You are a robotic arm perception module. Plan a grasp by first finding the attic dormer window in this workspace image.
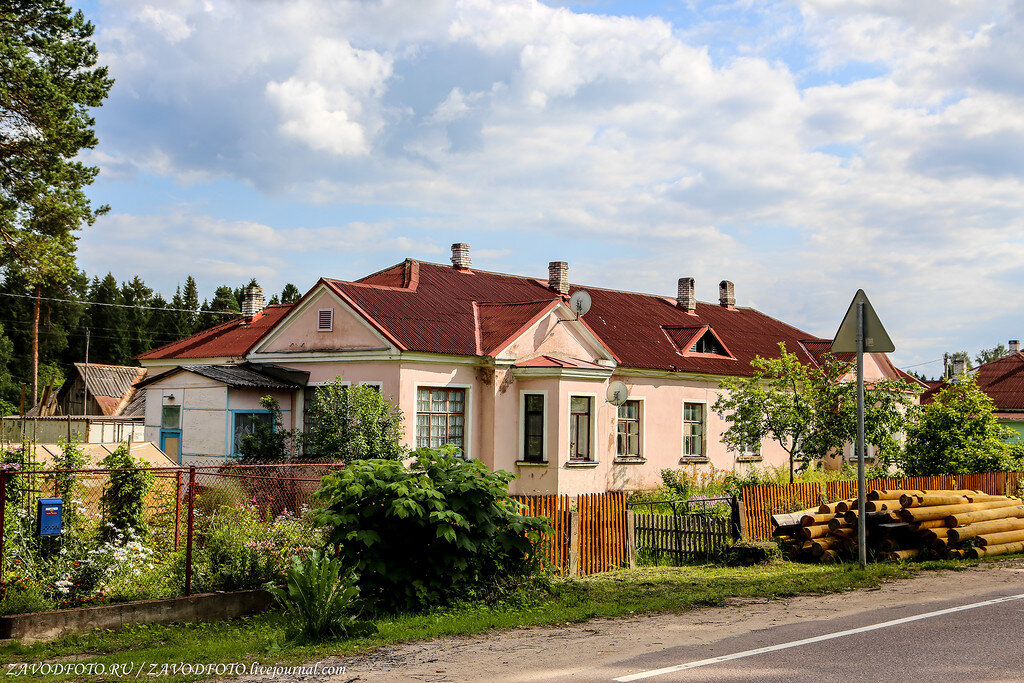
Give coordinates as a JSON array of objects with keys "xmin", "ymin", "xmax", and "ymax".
[
  {"xmin": 692, "ymin": 330, "xmax": 726, "ymax": 355},
  {"xmin": 318, "ymin": 308, "xmax": 334, "ymax": 332}
]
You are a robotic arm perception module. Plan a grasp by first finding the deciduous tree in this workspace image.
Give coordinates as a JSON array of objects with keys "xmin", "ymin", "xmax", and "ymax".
[
  {"xmin": 713, "ymin": 343, "xmax": 917, "ymax": 483},
  {"xmin": 902, "ymin": 373, "xmax": 1020, "ymax": 475}
]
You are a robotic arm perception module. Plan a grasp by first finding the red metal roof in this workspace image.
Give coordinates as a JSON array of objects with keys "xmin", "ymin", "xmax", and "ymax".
[
  {"xmin": 476, "ymin": 300, "xmax": 558, "ymax": 356},
  {"xmin": 923, "ymin": 352, "xmax": 1024, "ymax": 410},
  {"xmin": 140, "ymin": 260, "xmax": 914, "ymax": 380},
  {"xmin": 136, "ymin": 305, "xmax": 293, "ymax": 360},
  {"xmin": 340, "ymin": 260, "xmax": 827, "ymax": 375}
]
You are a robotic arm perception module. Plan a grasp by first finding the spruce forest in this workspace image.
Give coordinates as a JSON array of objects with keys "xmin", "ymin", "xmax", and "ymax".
[{"xmin": 0, "ymin": 273, "xmax": 302, "ymax": 414}]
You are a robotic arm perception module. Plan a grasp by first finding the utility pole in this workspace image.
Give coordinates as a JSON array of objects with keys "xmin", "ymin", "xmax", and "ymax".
[{"xmin": 32, "ymin": 286, "xmax": 40, "ymax": 406}]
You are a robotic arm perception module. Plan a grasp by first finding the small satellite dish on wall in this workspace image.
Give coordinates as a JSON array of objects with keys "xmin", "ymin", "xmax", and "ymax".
[
  {"xmin": 569, "ymin": 290, "xmax": 592, "ymax": 319},
  {"xmin": 606, "ymin": 380, "xmax": 629, "ymax": 406}
]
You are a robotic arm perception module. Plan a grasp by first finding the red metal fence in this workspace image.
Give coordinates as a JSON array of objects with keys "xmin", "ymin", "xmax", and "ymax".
[{"xmin": 741, "ymin": 471, "xmax": 1024, "ymax": 541}]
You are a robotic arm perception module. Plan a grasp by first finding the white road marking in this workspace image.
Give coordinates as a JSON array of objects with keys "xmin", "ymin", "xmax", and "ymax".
[{"xmin": 613, "ymin": 592, "xmax": 1024, "ymax": 681}]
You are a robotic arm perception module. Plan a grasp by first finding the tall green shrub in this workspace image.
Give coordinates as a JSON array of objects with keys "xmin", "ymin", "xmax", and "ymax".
[
  {"xmin": 237, "ymin": 396, "xmax": 294, "ymax": 462},
  {"xmin": 99, "ymin": 443, "xmax": 154, "ymax": 539},
  {"xmin": 902, "ymin": 373, "xmax": 1020, "ymax": 475},
  {"xmin": 302, "ymin": 381, "xmax": 405, "ymax": 461},
  {"xmin": 54, "ymin": 435, "xmax": 87, "ymax": 525},
  {"xmin": 314, "ymin": 446, "xmax": 549, "ymax": 612}
]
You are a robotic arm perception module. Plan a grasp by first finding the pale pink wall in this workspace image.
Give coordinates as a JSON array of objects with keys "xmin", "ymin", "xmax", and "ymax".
[
  {"xmin": 503, "ymin": 377, "xmax": 562, "ymax": 495},
  {"xmin": 499, "ymin": 312, "xmax": 601, "ymax": 363},
  {"xmin": 396, "ymin": 362, "xmax": 483, "ymax": 459},
  {"xmin": 260, "ymin": 289, "xmax": 389, "ymax": 353}
]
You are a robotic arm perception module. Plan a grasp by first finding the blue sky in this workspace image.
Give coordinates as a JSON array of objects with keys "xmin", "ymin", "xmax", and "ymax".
[{"xmin": 69, "ymin": 0, "xmax": 1024, "ymax": 376}]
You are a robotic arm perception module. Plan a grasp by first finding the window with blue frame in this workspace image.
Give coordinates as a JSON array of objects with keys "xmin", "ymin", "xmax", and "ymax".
[{"xmin": 232, "ymin": 411, "xmax": 273, "ymax": 456}]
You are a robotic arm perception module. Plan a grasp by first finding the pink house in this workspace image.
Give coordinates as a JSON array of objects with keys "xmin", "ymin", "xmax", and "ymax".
[{"xmin": 136, "ymin": 244, "xmax": 916, "ymax": 494}]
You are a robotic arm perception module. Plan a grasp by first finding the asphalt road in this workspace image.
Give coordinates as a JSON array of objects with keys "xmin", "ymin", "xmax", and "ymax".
[
  {"xmin": 252, "ymin": 563, "xmax": 1024, "ymax": 682},
  {"xmin": 608, "ymin": 588, "xmax": 1024, "ymax": 682}
]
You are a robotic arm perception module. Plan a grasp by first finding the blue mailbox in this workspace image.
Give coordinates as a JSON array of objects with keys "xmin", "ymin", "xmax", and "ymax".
[{"xmin": 37, "ymin": 498, "xmax": 63, "ymax": 537}]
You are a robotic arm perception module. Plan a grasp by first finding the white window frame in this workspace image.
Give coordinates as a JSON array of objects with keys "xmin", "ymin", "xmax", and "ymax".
[
  {"xmin": 738, "ymin": 439, "xmax": 763, "ymax": 462},
  {"xmin": 518, "ymin": 390, "xmax": 549, "ymax": 463},
  {"xmin": 360, "ymin": 381, "xmax": 383, "ymax": 392},
  {"xmin": 615, "ymin": 396, "xmax": 645, "ymax": 460},
  {"xmin": 414, "ymin": 383, "xmax": 473, "ymax": 458},
  {"xmin": 317, "ymin": 308, "xmax": 334, "ymax": 332},
  {"xmin": 568, "ymin": 393, "xmax": 598, "ymax": 463},
  {"xmin": 681, "ymin": 400, "xmax": 708, "ymax": 462}
]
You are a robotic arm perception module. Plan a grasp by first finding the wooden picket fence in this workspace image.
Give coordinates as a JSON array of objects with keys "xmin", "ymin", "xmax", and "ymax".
[
  {"xmin": 633, "ymin": 512, "xmax": 732, "ymax": 562},
  {"xmin": 741, "ymin": 471, "xmax": 1024, "ymax": 541},
  {"xmin": 513, "ymin": 492, "xmax": 630, "ymax": 575}
]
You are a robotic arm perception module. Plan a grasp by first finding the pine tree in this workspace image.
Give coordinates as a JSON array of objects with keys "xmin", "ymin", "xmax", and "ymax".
[
  {"xmin": 0, "ymin": 0, "xmax": 114, "ymax": 270},
  {"xmin": 182, "ymin": 276, "xmax": 200, "ymax": 335},
  {"xmin": 85, "ymin": 273, "xmax": 129, "ymax": 364},
  {"xmin": 280, "ymin": 283, "xmax": 301, "ymax": 304},
  {"xmin": 120, "ymin": 275, "xmax": 152, "ymax": 361},
  {"xmin": 197, "ymin": 286, "xmax": 240, "ymax": 330}
]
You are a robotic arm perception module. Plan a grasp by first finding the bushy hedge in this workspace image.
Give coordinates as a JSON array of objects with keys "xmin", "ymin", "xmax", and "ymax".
[{"xmin": 314, "ymin": 445, "xmax": 549, "ymax": 612}]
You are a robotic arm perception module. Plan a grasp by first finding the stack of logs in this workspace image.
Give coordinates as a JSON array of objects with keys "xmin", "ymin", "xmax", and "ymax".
[{"xmin": 772, "ymin": 489, "xmax": 1024, "ymax": 563}]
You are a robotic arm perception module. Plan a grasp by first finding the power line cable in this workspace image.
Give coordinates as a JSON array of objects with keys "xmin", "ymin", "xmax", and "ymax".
[
  {"xmin": 900, "ymin": 357, "xmax": 944, "ymax": 369},
  {"xmin": 0, "ymin": 291, "xmax": 239, "ymax": 315}
]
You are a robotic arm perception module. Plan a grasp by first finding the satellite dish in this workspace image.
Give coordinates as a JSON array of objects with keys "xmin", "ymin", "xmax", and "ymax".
[
  {"xmin": 606, "ymin": 380, "xmax": 629, "ymax": 406},
  {"xmin": 569, "ymin": 290, "xmax": 592, "ymax": 319}
]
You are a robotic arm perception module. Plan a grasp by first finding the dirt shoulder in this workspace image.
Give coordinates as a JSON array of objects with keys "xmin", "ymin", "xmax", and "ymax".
[{"xmin": 237, "ymin": 560, "xmax": 1024, "ymax": 682}]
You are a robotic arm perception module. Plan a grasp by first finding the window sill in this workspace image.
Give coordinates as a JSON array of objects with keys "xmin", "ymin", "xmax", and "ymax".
[
  {"xmin": 680, "ymin": 457, "xmax": 710, "ymax": 464},
  {"xmin": 735, "ymin": 456, "xmax": 763, "ymax": 463},
  {"xmin": 515, "ymin": 460, "xmax": 549, "ymax": 467},
  {"xmin": 614, "ymin": 456, "xmax": 646, "ymax": 465},
  {"xmin": 565, "ymin": 460, "xmax": 599, "ymax": 468}
]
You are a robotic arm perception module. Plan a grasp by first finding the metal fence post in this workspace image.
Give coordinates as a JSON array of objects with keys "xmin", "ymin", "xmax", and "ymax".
[
  {"xmin": 174, "ymin": 469, "xmax": 182, "ymax": 550},
  {"xmin": 568, "ymin": 510, "xmax": 580, "ymax": 576},
  {"xmin": 0, "ymin": 471, "xmax": 7, "ymax": 583},
  {"xmin": 729, "ymin": 494, "xmax": 742, "ymax": 542},
  {"xmin": 626, "ymin": 509, "xmax": 636, "ymax": 570},
  {"xmin": 184, "ymin": 465, "xmax": 195, "ymax": 596}
]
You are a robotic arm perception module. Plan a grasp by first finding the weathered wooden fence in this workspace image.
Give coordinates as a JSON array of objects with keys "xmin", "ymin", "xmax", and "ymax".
[
  {"xmin": 513, "ymin": 492, "xmax": 631, "ymax": 576},
  {"xmin": 741, "ymin": 471, "xmax": 1024, "ymax": 541},
  {"xmin": 633, "ymin": 512, "xmax": 733, "ymax": 562}
]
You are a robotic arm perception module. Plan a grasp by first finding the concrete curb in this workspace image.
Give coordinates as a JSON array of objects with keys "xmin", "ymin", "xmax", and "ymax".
[{"xmin": 0, "ymin": 589, "xmax": 274, "ymax": 642}]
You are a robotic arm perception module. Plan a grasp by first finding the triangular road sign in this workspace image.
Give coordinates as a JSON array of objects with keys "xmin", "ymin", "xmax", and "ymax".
[{"xmin": 830, "ymin": 289, "xmax": 895, "ymax": 353}]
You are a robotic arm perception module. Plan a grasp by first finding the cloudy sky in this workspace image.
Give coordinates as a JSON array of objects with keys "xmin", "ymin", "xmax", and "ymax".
[{"xmin": 71, "ymin": 0, "xmax": 1024, "ymax": 375}]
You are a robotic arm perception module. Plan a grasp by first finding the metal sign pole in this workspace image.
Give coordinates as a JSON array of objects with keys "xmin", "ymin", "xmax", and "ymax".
[{"xmin": 856, "ymin": 301, "xmax": 867, "ymax": 568}]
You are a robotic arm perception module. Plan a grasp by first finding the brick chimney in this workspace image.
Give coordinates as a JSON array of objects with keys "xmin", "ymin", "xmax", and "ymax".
[
  {"xmin": 952, "ymin": 356, "xmax": 968, "ymax": 377},
  {"xmin": 241, "ymin": 285, "xmax": 266, "ymax": 319},
  {"xmin": 548, "ymin": 261, "xmax": 569, "ymax": 296},
  {"xmin": 719, "ymin": 280, "xmax": 735, "ymax": 308},
  {"xmin": 1011, "ymin": 340, "xmax": 1020, "ymax": 354},
  {"xmin": 451, "ymin": 243, "xmax": 472, "ymax": 269},
  {"xmin": 677, "ymin": 277, "xmax": 696, "ymax": 313}
]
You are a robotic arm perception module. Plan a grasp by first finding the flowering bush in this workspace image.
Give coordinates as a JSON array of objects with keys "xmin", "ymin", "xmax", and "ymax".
[{"xmin": 182, "ymin": 502, "xmax": 325, "ymax": 593}]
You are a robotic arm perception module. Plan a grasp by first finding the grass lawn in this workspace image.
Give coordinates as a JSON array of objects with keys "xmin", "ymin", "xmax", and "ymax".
[{"xmin": 0, "ymin": 557, "xmax": 995, "ymax": 682}]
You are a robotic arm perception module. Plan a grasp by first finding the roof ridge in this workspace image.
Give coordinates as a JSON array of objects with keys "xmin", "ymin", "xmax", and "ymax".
[
  {"xmin": 410, "ymin": 260, "xmax": 767, "ymax": 306},
  {"xmin": 476, "ymin": 299, "xmax": 556, "ymax": 308}
]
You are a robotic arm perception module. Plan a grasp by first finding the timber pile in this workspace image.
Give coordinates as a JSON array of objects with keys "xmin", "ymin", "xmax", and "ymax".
[{"xmin": 771, "ymin": 489, "xmax": 1024, "ymax": 563}]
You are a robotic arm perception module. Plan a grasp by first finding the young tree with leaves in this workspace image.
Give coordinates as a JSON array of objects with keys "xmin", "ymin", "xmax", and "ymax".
[
  {"xmin": 902, "ymin": 373, "xmax": 1020, "ymax": 475},
  {"xmin": 975, "ymin": 344, "xmax": 1009, "ymax": 366},
  {"xmin": 237, "ymin": 396, "xmax": 295, "ymax": 462},
  {"xmin": 303, "ymin": 382, "xmax": 406, "ymax": 462},
  {"xmin": 713, "ymin": 343, "xmax": 917, "ymax": 483}
]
